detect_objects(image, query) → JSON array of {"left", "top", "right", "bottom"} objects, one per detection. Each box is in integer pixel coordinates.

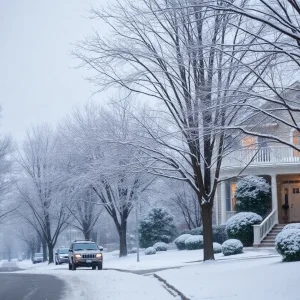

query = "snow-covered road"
[{"left": 12, "top": 248, "right": 280, "bottom": 300}]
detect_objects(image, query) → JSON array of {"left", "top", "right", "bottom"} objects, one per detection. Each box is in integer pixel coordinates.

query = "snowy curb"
[{"left": 153, "top": 273, "right": 190, "bottom": 300}]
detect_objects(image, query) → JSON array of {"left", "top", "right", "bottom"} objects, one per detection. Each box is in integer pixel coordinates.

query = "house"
[{"left": 215, "top": 82, "right": 300, "bottom": 246}]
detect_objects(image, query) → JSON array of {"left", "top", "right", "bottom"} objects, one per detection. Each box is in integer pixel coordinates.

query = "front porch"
[
  {"left": 218, "top": 173, "right": 300, "bottom": 246},
  {"left": 220, "top": 174, "right": 300, "bottom": 224}
]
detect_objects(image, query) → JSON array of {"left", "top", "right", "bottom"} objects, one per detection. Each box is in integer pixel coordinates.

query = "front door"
[{"left": 290, "top": 185, "right": 300, "bottom": 222}]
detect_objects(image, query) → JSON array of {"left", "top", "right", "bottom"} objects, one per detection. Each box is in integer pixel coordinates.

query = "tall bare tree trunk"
[
  {"left": 48, "top": 243, "right": 54, "bottom": 264},
  {"left": 42, "top": 240, "right": 47, "bottom": 262},
  {"left": 119, "top": 220, "right": 127, "bottom": 257},
  {"left": 201, "top": 204, "right": 214, "bottom": 260}
]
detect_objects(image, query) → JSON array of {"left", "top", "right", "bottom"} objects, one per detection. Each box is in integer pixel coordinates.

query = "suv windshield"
[
  {"left": 73, "top": 243, "right": 98, "bottom": 251},
  {"left": 35, "top": 253, "right": 43, "bottom": 257},
  {"left": 59, "top": 249, "right": 69, "bottom": 254}
]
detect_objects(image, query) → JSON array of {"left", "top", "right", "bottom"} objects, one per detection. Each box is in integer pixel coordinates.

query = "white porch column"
[
  {"left": 271, "top": 174, "right": 279, "bottom": 224},
  {"left": 221, "top": 181, "right": 227, "bottom": 224}
]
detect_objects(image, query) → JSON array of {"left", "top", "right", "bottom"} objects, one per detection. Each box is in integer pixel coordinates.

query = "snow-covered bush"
[
  {"left": 282, "top": 223, "right": 300, "bottom": 231},
  {"left": 145, "top": 247, "right": 156, "bottom": 255},
  {"left": 187, "top": 225, "right": 227, "bottom": 244},
  {"left": 185, "top": 235, "right": 203, "bottom": 250},
  {"left": 226, "top": 212, "right": 262, "bottom": 246},
  {"left": 111, "top": 250, "right": 120, "bottom": 256},
  {"left": 129, "top": 247, "right": 137, "bottom": 254},
  {"left": 235, "top": 176, "right": 271, "bottom": 217},
  {"left": 213, "top": 242, "right": 222, "bottom": 254},
  {"left": 189, "top": 227, "right": 202, "bottom": 235},
  {"left": 222, "top": 239, "right": 243, "bottom": 256},
  {"left": 153, "top": 242, "right": 168, "bottom": 251},
  {"left": 139, "top": 207, "right": 177, "bottom": 248},
  {"left": 275, "top": 229, "right": 300, "bottom": 261},
  {"left": 212, "top": 225, "right": 228, "bottom": 244},
  {"left": 174, "top": 234, "right": 192, "bottom": 250}
]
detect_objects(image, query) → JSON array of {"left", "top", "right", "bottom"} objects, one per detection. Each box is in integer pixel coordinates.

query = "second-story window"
[
  {"left": 293, "top": 130, "right": 300, "bottom": 157},
  {"left": 242, "top": 136, "right": 257, "bottom": 150}
]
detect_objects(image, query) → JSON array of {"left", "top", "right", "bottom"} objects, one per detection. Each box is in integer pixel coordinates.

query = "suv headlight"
[
  {"left": 74, "top": 254, "right": 81, "bottom": 258},
  {"left": 96, "top": 253, "right": 102, "bottom": 258}
]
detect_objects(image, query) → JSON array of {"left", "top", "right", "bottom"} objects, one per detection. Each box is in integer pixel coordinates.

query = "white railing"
[
  {"left": 253, "top": 210, "right": 277, "bottom": 246},
  {"left": 222, "top": 146, "right": 300, "bottom": 168}
]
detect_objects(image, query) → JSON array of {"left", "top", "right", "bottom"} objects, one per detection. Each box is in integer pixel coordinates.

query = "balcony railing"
[{"left": 222, "top": 146, "right": 300, "bottom": 168}]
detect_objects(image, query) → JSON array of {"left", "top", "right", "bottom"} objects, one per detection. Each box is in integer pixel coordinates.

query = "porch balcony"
[{"left": 222, "top": 146, "right": 300, "bottom": 169}]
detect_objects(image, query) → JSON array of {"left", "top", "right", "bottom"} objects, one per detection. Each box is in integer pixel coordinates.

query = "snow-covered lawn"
[
  {"left": 13, "top": 248, "right": 281, "bottom": 300},
  {"left": 156, "top": 256, "right": 300, "bottom": 300},
  {"left": 103, "top": 247, "right": 277, "bottom": 271}
]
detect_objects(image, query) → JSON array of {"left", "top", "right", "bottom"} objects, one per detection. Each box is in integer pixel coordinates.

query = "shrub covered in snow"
[
  {"left": 129, "top": 247, "right": 137, "bottom": 254},
  {"left": 153, "top": 242, "right": 168, "bottom": 251},
  {"left": 235, "top": 176, "right": 271, "bottom": 217},
  {"left": 226, "top": 212, "right": 262, "bottom": 246},
  {"left": 139, "top": 207, "right": 177, "bottom": 248},
  {"left": 187, "top": 225, "right": 227, "bottom": 244},
  {"left": 275, "top": 229, "right": 300, "bottom": 261},
  {"left": 185, "top": 235, "right": 204, "bottom": 250},
  {"left": 189, "top": 227, "right": 202, "bottom": 235},
  {"left": 282, "top": 223, "right": 300, "bottom": 231},
  {"left": 111, "top": 250, "right": 120, "bottom": 256},
  {"left": 222, "top": 239, "right": 243, "bottom": 256},
  {"left": 174, "top": 234, "right": 192, "bottom": 250},
  {"left": 145, "top": 247, "right": 156, "bottom": 255},
  {"left": 213, "top": 242, "right": 222, "bottom": 254},
  {"left": 212, "top": 225, "right": 228, "bottom": 244}
]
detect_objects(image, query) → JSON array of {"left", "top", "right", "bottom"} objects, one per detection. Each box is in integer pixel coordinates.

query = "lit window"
[
  {"left": 231, "top": 183, "right": 237, "bottom": 210},
  {"left": 242, "top": 136, "right": 257, "bottom": 149},
  {"left": 293, "top": 130, "right": 300, "bottom": 157}
]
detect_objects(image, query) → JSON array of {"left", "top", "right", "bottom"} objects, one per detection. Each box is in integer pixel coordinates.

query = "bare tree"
[
  {"left": 15, "top": 125, "right": 71, "bottom": 263},
  {"left": 66, "top": 189, "right": 104, "bottom": 240},
  {"left": 0, "top": 136, "right": 15, "bottom": 224},
  {"left": 3, "top": 232, "right": 14, "bottom": 261},
  {"left": 16, "top": 223, "right": 40, "bottom": 260},
  {"left": 74, "top": 0, "right": 275, "bottom": 260},
  {"left": 164, "top": 180, "right": 202, "bottom": 230},
  {"left": 58, "top": 102, "right": 156, "bottom": 256}
]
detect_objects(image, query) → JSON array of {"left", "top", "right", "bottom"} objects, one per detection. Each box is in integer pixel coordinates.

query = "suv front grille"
[{"left": 82, "top": 254, "right": 96, "bottom": 259}]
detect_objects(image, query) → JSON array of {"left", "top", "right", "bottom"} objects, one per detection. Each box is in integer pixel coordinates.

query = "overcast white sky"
[{"left": 0, "top": 0, "right": 110, "bottom": 141}]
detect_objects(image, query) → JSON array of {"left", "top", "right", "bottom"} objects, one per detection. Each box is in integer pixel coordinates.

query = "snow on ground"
[
  {"left": 156, "top": 256, "right": 300, "bottom": 300},
  {"left": 16, "top": 261, "right": 175, "bottom": 300},
  {"left": 103, "top": 247, "right": 278, "bottom": 271},
  {"left": 14, "top": 248, "right": 279, "bottom": 300}
]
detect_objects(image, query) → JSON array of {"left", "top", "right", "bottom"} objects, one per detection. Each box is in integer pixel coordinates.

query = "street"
[{"left": 0, "top": 262, "right": 65, "bottom": 300}]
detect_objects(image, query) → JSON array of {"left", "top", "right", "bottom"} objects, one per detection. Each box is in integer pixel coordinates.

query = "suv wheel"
[
  {"left": 72, "top": 260, "right": 76, "bottom": 271},
  {"left": 92, "top": 266, "right": 96, "bottom": 270},
  {"left": 98, "top": 263, "right": 102, "bottom": 270}
]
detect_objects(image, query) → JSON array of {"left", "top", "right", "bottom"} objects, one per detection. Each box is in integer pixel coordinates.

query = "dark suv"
[{"left": 68, "top": 240, "right": 103, "bottom": 271}]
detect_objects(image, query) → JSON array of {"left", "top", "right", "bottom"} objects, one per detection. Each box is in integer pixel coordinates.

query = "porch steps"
[{"left": 259, "top": 224, "right": 285, "bottom": 247}]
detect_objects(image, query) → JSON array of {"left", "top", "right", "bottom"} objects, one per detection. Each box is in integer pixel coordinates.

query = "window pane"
[
  {"left": 242, "top": 136, "right": 257, "bottom": 149},
  {"left": 231, "top": 183, "right": 237, "bottom": 211},
  {"left": 226, "top": 182, "right": 231, "bottom": 211}
]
